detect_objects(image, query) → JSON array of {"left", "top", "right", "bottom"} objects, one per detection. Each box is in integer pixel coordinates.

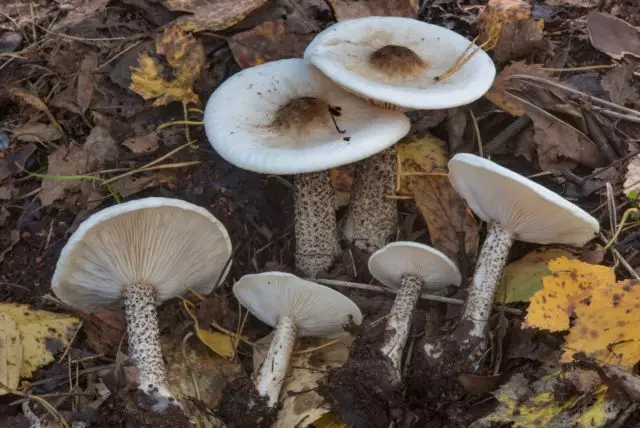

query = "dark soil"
[
  {"left": 216, "top": 377, "right": 277, "bottom": 428},
  {"left": 92, "top": 394, "right": 193, "bottom": 428}
]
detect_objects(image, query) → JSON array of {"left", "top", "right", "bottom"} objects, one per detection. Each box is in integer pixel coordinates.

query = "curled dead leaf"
[
  {"left": 12, "top": 123, "right": 63, "bottom": 143},
  {"left": 164, "top": 0, "right": 267, "bottom": 32}
]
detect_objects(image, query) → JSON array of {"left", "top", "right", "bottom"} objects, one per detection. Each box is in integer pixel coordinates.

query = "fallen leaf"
[
  {"left": 328, "top": 0, "right": 418, "bottom": 20},
  {"left": 122, "top": 132, "right": 159, "bottom": 153},
  {"left": 111, "top": 173, "right": 172, "bottom": 198},
  {"left": 79, "top": 310, "right": 124, "bottom": 355},
  {"left": 0, "top": 184, "right": 16, "bottom": 200},
  {"left": 0, "top": 313, "right": 22, "bottom": 394},
  {"left": 311, "top": 413, "right": 349, "bottom": 428},
  {"left": 84, "top": 126, "right": 117, "bottom": 169},
  {"left": 12, "top": 123, "right": 63, "bottom": 143},
  {"left": 484, "top": 61, "right": 549, "bottom": 116},
  {"left": 544, "top": 0, "right": 598, "bottom": 5},
  {"left": 51, "top": 0, "right": 111, "bottom": 30},
  {"left": 182, "top": 300, "right": 241, "bottom": 359},
  {"left": 0, "top": 303, "right": 80, "bottom": 379},
  {"left": 0, "top": 143, "right": 36, "bottom": 181},
  {"left": 38, "top": 143, "right": 89, "bottom": 207},
  {"left": 495, "top": 248, "right": 577, "bottom": 304},
  {"left": 229, "top": 19, "right": 315, "bottom": 69},
  {"left": 396, "top": 133, "right": 448, "bottom": 195},
  {"left": 411, "top": 174, "right": 478, "bottom": 263},
  {"left": 130, "top": 24, "right": 205, "bottom": 106},
  {"left": 601, "top": 64, "right": 639, "bottom": 107},
  {"left": 588, "top": 11, "right": 640, "bottom": 60},
  {"left": 10, "top": 88, "right": 51, "bottom": 113},
  {"left": 623, "top": 155, "right": 640, "bottom": 197},
  {"left": 524, "top": 258, "right": 615, "bottom": 332},
  {"left": 77, "top": 53, "right": 98, "bottom": 114},
  {"left": 164, "top": 0, "right": 267, "bottom": 31}
]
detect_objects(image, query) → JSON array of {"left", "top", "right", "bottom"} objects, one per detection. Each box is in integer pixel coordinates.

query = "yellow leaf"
[
  {"left": 129, "top": 24, "right": 204, "bottom": 106},
  {"left": 0, "top": 303, "right": 80, "bottom": 379},
  {"left": 396, "top": 133, "right": 448, "bottom": 195},
  {"left": 0, "top": 313, "right": 22, "bottom": 395},
  {"left": 523, "top": 258, "right": 614, "bottom": 332},
  {"left": 311, "top": 413, "right": 349, "bottom": 428},
  {"left": 181, "top": 299, "right": 242, "bottom": 359},
  {"left": 562, "top": 279, "right": 640, "bottom": 368}
]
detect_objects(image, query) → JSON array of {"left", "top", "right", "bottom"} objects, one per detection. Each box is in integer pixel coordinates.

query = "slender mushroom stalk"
[
  {"left": 233, "top": 272, "right": 362, "bottom": 408},
  {"left": 254, "top": 316, "right": 297, "bottom": 407},
  {"left": 368, "top": 242, "right": 461, "bottom": 380},
  {"left": 294, "top": 172, "right": 340, "bottom": 277},
  {"left": 51, "top": 198, "right": 233, "bottom": 412},
  {"left": 446, "top": 154, "right": 599, "bottom": 359},
  {"left": 343, "top": 147, "right": 398, "bottom": 253}
]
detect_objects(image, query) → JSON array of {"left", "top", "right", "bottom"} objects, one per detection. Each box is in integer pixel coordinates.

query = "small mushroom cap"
[
  {"left": 233, "top": 272, "right": 363, "bottom": 337},
  {"left": 448, "top": 153, "right": 600, "bottom": 246},
  {"left": 52, "top": 197, "right": 232, "bottom": 312},
  {"left": 203, "top": 58, "right": 410, "bottom": 174},
  {"left": 304, "top": 17, "right": 496, "bottom": 110},
  {"left": 368, "top": 242, "right": 462, "bottom": 291}
]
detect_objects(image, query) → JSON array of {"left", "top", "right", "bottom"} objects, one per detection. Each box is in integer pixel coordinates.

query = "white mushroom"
[
  {"left": 204, "top": 58, "right": 410, "bottom": 276},
  {"left": 368, "top": 242, "right": 461, "bottom": 379},
  {"left": 304, "top": 17, "right": 496, "bottom": 254},
  {"left": 447, "top": 154, "right": 599, "bottom": 355},
  {"left": 51, "top": 197, "right": 232, "bottom": 411},
  {"left": 233, "top": 272, "right": 362, "bottom": 407}
]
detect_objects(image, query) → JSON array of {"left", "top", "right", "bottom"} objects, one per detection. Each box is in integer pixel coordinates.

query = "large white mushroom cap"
[
  {"left": 52, "top": 197, "right": 232, "bottom": 312},
  {"left": 368, "top": 242, "right": 462, "bottom": 291},
  {"left": 233, "top": 272, "right": 363, "bottom": 337},
  {"left": 448, "top": 153, "right": 600, "bottom": 246},
  {"left": 203, "top": 58, "right": 410, "bottom": 175},
  {"left": 304, "top": 16, "right": 496, "bottom": 110}
]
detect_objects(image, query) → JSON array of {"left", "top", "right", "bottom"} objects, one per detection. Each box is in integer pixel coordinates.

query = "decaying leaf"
[
  {"left": 38, "top": 143, "right": 89, "bottom": 207},
  {"left": 164, "top": 0, "right": 267, "bottom": 32},
  {"left": 79, "top": 310, "right": 124, "bottom": 355},
  {"left": 544, "top": 0, "right": 598, "bottom": 5},
  {"left": 12, "top": 123, "right": 63, "bottom": 143},
  {"left": 311, "top": 413, "right": 349, "bottom": 428},
  {"left": 0, "top": 143, "right": 36, "bottom": 182},
  {"left": 122, "top": 132, "right": 159, "bottom": 154},
  {"left": 112, "top": 172, "right": 173, "bottom": 198},
  {"left": 600, "top": 63, "right": 639, "bottom": 107},
  {"left": 328, "top": 0, "right": 418, "bottom": 20},
  {"left": 130, "top": 25, "right": 205, "bottom": 106},
  {"left": 396, "top": 133, "right": 448, "bottom": 195},
  {"left": 587, "top": 11, "right": 640, "bottom": 60},
  {"left": 0, "top": 312, "right": 22, "bottom": 394},
  {"left": 0, "top": 303, "right": 80, "bottom": 381},
  {"left": 84, "top": 126, "right": 117, "bottom": 169},
  {"left": 51, "top": 0, "right": 110, "bottom": 30},
  {"left": 495, "top": 248, "right": 577, "bottom": 304},
  {"left": 484, "top": 61, "right": 549, "bottom": 116},
  {"left": 623, "top": 154, "right": 640, "bottom": 196},
  {"left": 524, "top": 258, "right": 614, "bottom": 332},
  {"left": 77, "top": 53, "right": 98, "bottom": 114},
  {"left": 182, "top": 300, "right": 241, "bottom": 359},
  {"left": 229, "top": 19, "right": 315, "bottom": 69}
]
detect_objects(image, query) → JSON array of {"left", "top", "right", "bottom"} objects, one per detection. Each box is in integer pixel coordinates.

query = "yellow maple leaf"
[
  {"left": 523, "top": 257, "right": 615, "bottom": 332},
  {"left": 130, "top": 25, "right": 204, "bottom": 106}
]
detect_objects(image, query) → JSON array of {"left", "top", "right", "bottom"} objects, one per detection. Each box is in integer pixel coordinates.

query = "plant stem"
[
  {"left": 255, "top": 316, "right": 297, "bottom": 407},
  {"left": 123, "top": 282, "right": 178, "bottom": 411},
  {"left": 294, "top": 171, "right": 340, "bottom": 277}
]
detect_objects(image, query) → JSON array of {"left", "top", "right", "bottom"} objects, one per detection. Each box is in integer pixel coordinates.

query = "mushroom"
[
  {"left": 304, "top": 17, "right": 496, "bottom": 254},
  {"left": 368, "top": 242, "right": 461, "bottom": 379},
  {"left": 233, "top": 272, "right": 362, "bottom": 407},
  {"left": 51, "top": 197, "right": 232, "bottom": 411},
  {"left": 203, "top": 58, "right": 410, "bottom": 276},
  {"left": 447, "top": 154, "right": 599, "bottom": 354}
]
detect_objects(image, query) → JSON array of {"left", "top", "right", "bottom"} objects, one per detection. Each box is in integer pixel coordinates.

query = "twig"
[
  {"left": 604, "top": 208, "right": 639, "bottom": 251},
  {"left": 541, "top": 64, "right": 617, "bottom": 72},
  {"left": 598, "top": 233, "right": 640, "bottom": 280},
  {"left": 0, "top": 381, "right": 69, "bottom": 428},
  {"left": 181, "top": 332, "right": 201, "bottom": 401},
  {"left": 483, "top": 116, "right": 531, "bottom": 155},
  {"left": 58, "top": 321, "right": 83, "bottom": 363},
  {"left": 97, "top": 40, "right": 143, "bottom": 70},
  {"left": 468, "top": 108, "right": 483, "bottom": 157}
]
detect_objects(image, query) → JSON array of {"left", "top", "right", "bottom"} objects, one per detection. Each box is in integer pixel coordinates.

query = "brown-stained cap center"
[
  {"left": 271, "top": 97, "right": 330, "bottom": 135},
  {"left": 369, "top": 45, "right": 428, "bottom": 77}
]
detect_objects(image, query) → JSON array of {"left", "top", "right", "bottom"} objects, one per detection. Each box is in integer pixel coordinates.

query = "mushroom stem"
[
  {"left": 343, "top": 147, "right": 398, "bottom": 253},
  {"left": 255, "top": 315, "right": 297, "bottom": 407},
  {"left": 459, "top": 222, "right": 513, "bottom": 348},
  {"left": 294, "top": 171, "right": 340, "bottom": 277},
  {"left": 381, "top": 273, "right": 423, "bottom": 379},
  {"left": 123, "top": 282, "right": 178, "bottom": 411}
]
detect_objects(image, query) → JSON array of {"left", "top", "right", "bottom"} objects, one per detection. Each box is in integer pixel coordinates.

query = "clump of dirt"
[
  {"left": 92, "top": 394, "right": 193, "bottom": 428},
  {"left": 216, "top": 377, "right": 277, "bottom": 428}
]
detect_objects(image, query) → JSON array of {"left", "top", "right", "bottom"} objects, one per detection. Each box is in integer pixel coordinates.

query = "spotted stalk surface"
[
  {"left": 255, "top": 316, "right": 297, "bottom": 407},
  {"left": 294, "top": 171, "right": 340, "bottom": 277},
  {"left": 461, "top": 223, "right": 513, "bottom": 344},
  {"left": 380, "top": 274, "right": 423, "bottom": 379},
  {"left": 343, "top": 147, "right": 398, "bottom": 253},
  {"left": 123, "top": 282, "right": 178, "bottom": 411}
]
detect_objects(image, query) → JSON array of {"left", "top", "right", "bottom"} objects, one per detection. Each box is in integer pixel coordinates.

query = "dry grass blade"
[{"left": 435, "top": 37, "right": 489, "bottom": 82}]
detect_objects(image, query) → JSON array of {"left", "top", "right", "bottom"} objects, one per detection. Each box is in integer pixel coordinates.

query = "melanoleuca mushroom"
[
  {"left": 51, "top": 197, "right": 232, "bottom": 411},
  {"left": 304, "top": 17, "right": 496, "bottom": 254},
  {"left": 447, "top": 154, "right": 599, "bottom": 354},
  {"left": 233, "top": 272, "right": 362, "bottom": 408},
  {"left": 204, "top": 58, "right": 410, "bottom": 276},
  {"left": 368, "top": 242, "right": 461, "bottom": 379}
]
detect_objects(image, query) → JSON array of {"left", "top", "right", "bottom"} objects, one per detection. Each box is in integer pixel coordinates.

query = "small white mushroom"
[
  {"left": 305, "top": 17, "right": 496, "bottom": 253},
  {"left": 203, "top": 58, "right": 410, "bottom": 276},
  {"left": 368, "top": 242, "right": 461, "bottom": 380},
  {"left": 233, "top": 272, "right": 362, "bottom": 407},
  {"left": 51, "top": 197, "right": 232, "bottom": 411},
  {"left": 447, "top": 154, "right": 599, "bottom": 355}
]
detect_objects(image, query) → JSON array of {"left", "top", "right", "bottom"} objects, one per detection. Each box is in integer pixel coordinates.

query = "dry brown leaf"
[
  {"left": 329, "top": 0, "right": 418, "bottom": 20},
  {"left": 410, "top": 175, "right": 478, "bottom": 263},
  {"left": 38, "top": 144, "right": 89, "bottom": 207},
  {"left": 229, "top": 19, "right": 315, "bottom": 69},
  {"left": 112, "top": 172, "right": 174, "bottom": 198},
  {"left": 12, "top": 123, "right": 63, "bottom": 143},
  {"left": 601, "top": 64, "right": 639, "bottom": 107},
  {"left": 164, "top": 0, "right": 267, "bottom": 32},
  {"left": 77, "top": 53, "right": 97, "bottom": 114},
  {"left": 10, "top": 88, "right": 50, "bottom": 113},
  {"left": 123, "top": 132, "right": 159, "bottom": 154},
  {"left": 588, "top": 11, "right": 640, "bottom": 60},
  {"left": 78, "top": 310, "right": 124, "bottom": 355},
  {"left": 51, "top": 0, "right": 110, "bottom": 30},
  {"left": 484, "top": 61, "right": 549, "bottom": 116},
  {"left": 0, "top": 143, "right": 36, "bottom": 182},
  {"left": 84, "top": 126, "right": 117, "bottom": 169},
  {"left": 544, "top": 0, "right": 597, "bottom": 5},
  {"left": 623, "top": 155, "right": 640, "bottom": 197},
  {"left": 0, "top": 184, "right": 16, "bottom": 200}
]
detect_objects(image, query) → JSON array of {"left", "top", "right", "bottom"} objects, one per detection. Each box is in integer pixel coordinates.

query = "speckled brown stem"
[
  {"left": 380, "top": 274, "right": 422, "bottom": 380},
  {"left": 255, "top": 316, "right": 297, "bottom": 407},
  {"left": 294, "top": 171, "right": 340, "bottom": 277},
  {"left": 343, "top": 147, "right": 398, "bottom": 253},
  {"left": 123, "top": 282, "right": 178, "bottom": 411},
  {"left": 460, "top": 223, "right": 513, "bottom": 349}
]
